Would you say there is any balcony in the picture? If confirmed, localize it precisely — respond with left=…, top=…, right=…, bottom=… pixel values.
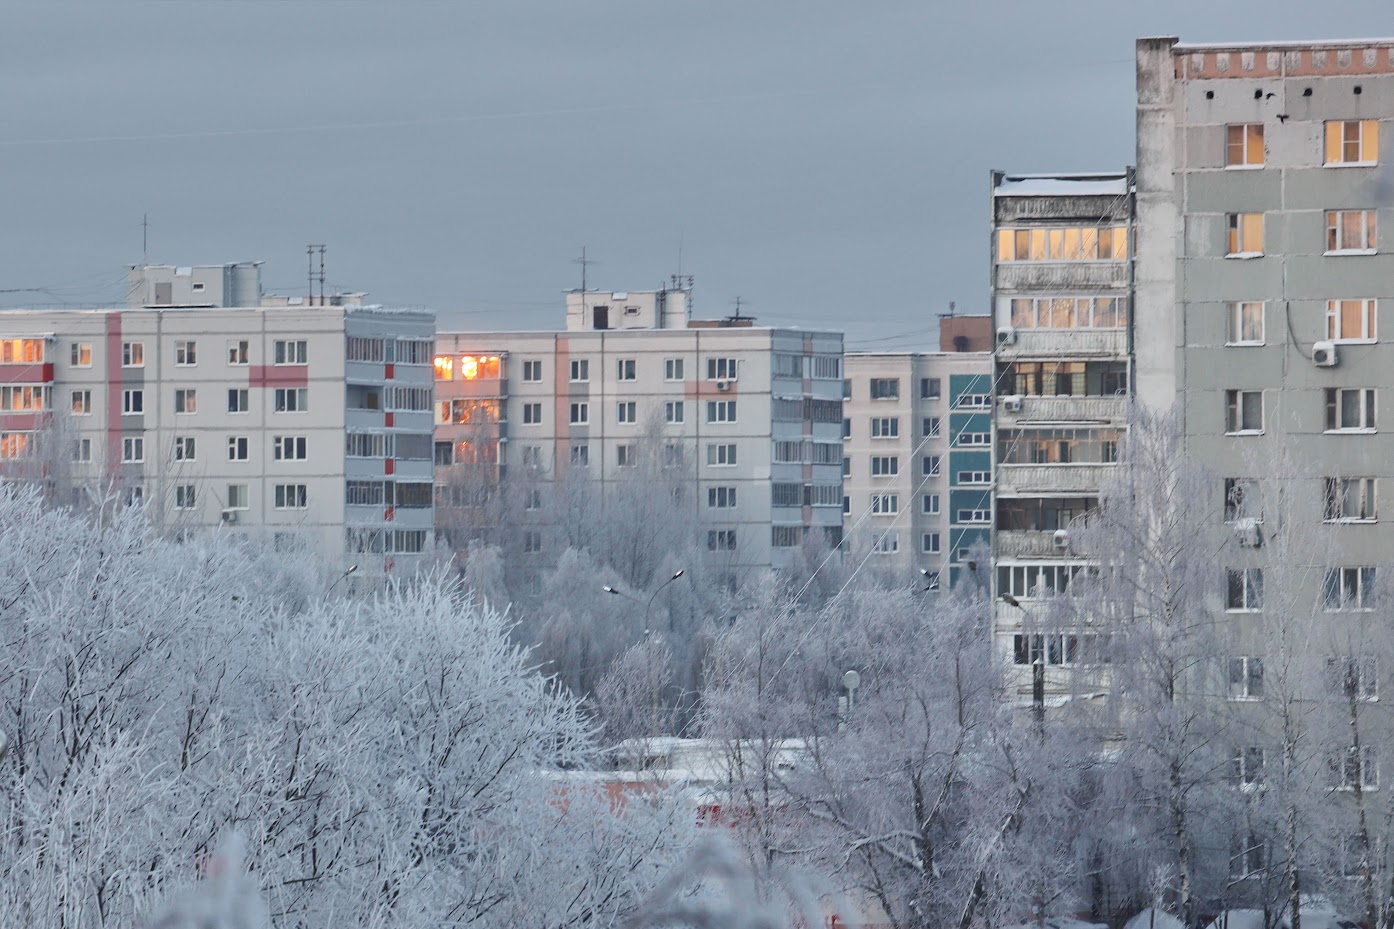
left=1003, top=395, right=1128, bottom=424
left=996, top=530, right=1069, bottom=559
left=998, top=329, right=1127, bottom=359
left=997, top=464, right=1114, bottom=496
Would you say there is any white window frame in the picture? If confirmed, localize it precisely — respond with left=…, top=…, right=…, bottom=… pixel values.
left=274, top=388, right=308, bottom=413
left=570, top=444, right=590, bottom=466
left=174, top=388, right=197, bottom=415
left=228, top=389, right=249, bottom=414
left=174, top=484, right=197, bottom=510
left=870, top=455, right=899, bottom=477
left=1225, top=390, right=1264, bottom=435
left=273, top=483, right=309, bottom=510
left=706, top=443, right=737, bottom=466
left=1324, top=566, right=1377, bottom=612
left=616, top=358, right=636, bottom=381
left=227, top=340, right=249, bottom=366
left=1226, top=212, right=1265, bottom=258
left=70, top=342, right=92, bottom=368
left=1326, top=299, right=1377, bottom=343
left=871, top=493, right=899, bottom=515
left=273, top=340, right=308, bottom=365
left=570, top=402, right=589, bottom=425
left=617, top=401, right=638, bottom=424
left=71, top=389, right=92, bottom=416
left=1226, top=567, right=1264, bottom=612
left=226, top=484, right=249, bottom=510
left=122, top=389, right=144, bottom=415
left=664, top=358, right=684, bottom=381
left=1325, top=119, right=1379, bottom=167
left=1325, top=477, right=1377, bottom=523
left=173, top=436, right=196, bottom=462
left=122, top=341, right=144, bottom=368
left=706, top=400, right=736, bottom=424
left=1225, top=123, right=1264, bottom=168
left=921, top=532, right=941, bottom=554
left=175, top=340, right=197, bottom=366
left=1326, top=210, right=1378, bottom=254
left=569, top=359, right=590, bottom=383
left=708, top=486, right=737, bottom=509
left=1327, top=656, right=1379, bottom=702
left=522, top=360, right=543, bottom=382
left=1227, top=301, right=1265, bottom=346
left=122, top=436, right=144, bottom=463
left=227, top=436, right=249, bottom=461
left=922, top=493, right=940, bottom=515
left=1326, top=388, right=1377, bottom=433
left=665, top=401, right=684, bottom=424
left=871, top=417, right=899, bottom=439
left=273, top=435, right=308, bottom=461
left=1228, top=656, right=1264, bottom=701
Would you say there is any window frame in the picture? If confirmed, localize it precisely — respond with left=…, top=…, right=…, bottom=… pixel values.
left=1226, top=301, right=1265, bottom=346
left=1225, top=123, right=1265, bottom=169
left=121, top=341, right=144, bottom=368
left=1325, top=387, right=1377, bottom=433
left=1324, top=566, right=1377, bottom=612
left=1325, top=477, right=1377, bottom=523
left=1228, top=656, right=1265, bottom=701
left=1224, top=389, right=1264, bottom=435
left=1325, top=119, right=1379, bottom=167
left=175, top=340, right=197, bottom=366
left=1326, top=210, right=1378, bottom=255
left=1225, top=567, right=1264, bottom=612
left=1226, top=212, right=1265, bottom=258
left=1326, top=299, right=1377, bottom=343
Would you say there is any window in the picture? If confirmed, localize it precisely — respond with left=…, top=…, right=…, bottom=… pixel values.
left=570, top=444, right=589, bottom=466
left=618, top=401, right=638, bottom=424
left=1327, top=656, right=1379, bottom=702
left=0, top=385, right=48, bottom=412
left=1230, top=836, right=1268, bottom=880
left=123, top=389, right=143, bottom=415
left=522, top=488, right=542, bottom=511
left=273, top=484, right=308, bottom=509
left=1327, top=210, right=1378, bottom=253
left=1226, top=123, right=1264, bottom=167
left=227, top=340, right=249, bottom=365
left=958, top=470, right=991, bottom=484
left=71, top=390, right=91, bottom=415
left=707, top=529, right=737, bottom=551
left=920, top=377, right=941, bottom=399
left=1224, top=478, right=1262, bottom=521
left=1230, top=747, right=1266, bottom=788
left=274, top=388, right=308, bottom=413
left=274, top=436, right=307, bottom=461
left=174, top=389, right=197, bottom=414
left=871, top=494, right=899, bottom=515
left=955, top=432, right=991, bottom=447
left=520, top=359, right=543, bottom=382
left=274, top=340, right=308, bottom=365
left=1325, top=119, right=1379, bottom=166
left=665, top=358, right=684, bottom=381
left=1225, top=390, right=1263, bottom=434
left=616, top=358, right=636, bottom=381
left=1327, top=299, right=1377, bottom=342
left=842, top=418, right=851, bottom=439
left=955, top=393, right=992, bottom=410
left=522, top=402, right=542, bottom=424
left=386, top=387, right=432, bottom=412
left=665, top=401, right=684, bottom=423
left=842, top=456, right=850, bottom=477
left=869, top=378, right=899, bottom=400
left=122, top=342, right=144, bottom=367
left=433, top=355, right=454, bottom=380
left=522, top=446, right=542, bottom=468
left=524, top=531, right=543, bottom=554
left=227, top=436, right=249, bottom=461
left=871, top=417, right=899, bottom=438
left=345, top=433, right=389, bottom=458
left=1227, top=302, right=1265, bottom=345
left=228, top=389, right=249, bottom=414
left=872, top=533, right=899, bottom=554
left=1009, top=296, right=1130, bottom=331
left=1326, top=388, right=1376, bottom=432
left=569, top=402, right=589, bottom=425
left=346, top=337, right=384, bottom=363
left=616, top=444, right=636, bottom=467
left=72, top=438, right=91, bottom=463
left=174, top=484, right=197, bottom=510
left=708, top=486, right=737, bottom=508
left=1000, top=429, right=1115, bottom=464
left=997, top=564, right=1093, bottom=599
left=707, top=443, right=737, bottom=466
left=175, top=340, right=197, bottom=366
left=1227, top=213, right=1265, bottom=256
left=122, top=436, right=144, bottom=463
left=957, top=508, right=991, bottom=524
left=226, top=484, right=249, bottom=509
left=173, top=436, right=196, bottom=461
left=922, top=417, right=941, bottom=438
left=706, top=400, right=736, bottom=423
left=706, top=357, right=737, bottom=380
left=996, top=225, right=1130, bottom=261
left=1226, top=568, right=1264, bottom=611
left=772, top=526, right=804, bottom=548
left=1330, top=746, right=1379, bottom=791
left=921, top=532, right=941, bottom=554
left=922, top=493, right=940, bottom=515
left=569, top=359, right=589, bottom=382
left=871, top=456, right=898, bottom=477
left=1228, top=657, right=1264, bottom=700
left=1324, top=567, right=1376, bottom=611
left=70, top=343, right=91, bottom=367
left=662, top=444, right=684, bottom=468
left=1325, top=477, right=1377, bottom=522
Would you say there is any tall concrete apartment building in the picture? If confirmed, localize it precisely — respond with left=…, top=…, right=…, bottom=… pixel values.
left=843, top=317, right=993, bottom=588
left=990, top=172, right=1135, bottom=687
left=0, top=263, right=436, bottom=579
left=432, top=288, right=845, bottom=577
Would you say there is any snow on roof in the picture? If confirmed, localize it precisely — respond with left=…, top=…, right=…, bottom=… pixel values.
left=1173, top=38, right=1394, bottom=51
left=995, top=174, right=1130, bottom=198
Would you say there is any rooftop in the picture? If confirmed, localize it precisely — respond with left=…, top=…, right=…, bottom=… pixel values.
left=994, top=173, right=1131, bottom=198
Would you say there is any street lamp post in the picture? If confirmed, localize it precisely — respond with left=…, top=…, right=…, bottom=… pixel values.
left=602, top=568, right=686, bottom=634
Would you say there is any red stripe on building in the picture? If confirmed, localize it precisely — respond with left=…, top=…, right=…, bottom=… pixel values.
left=0, top=363, right=54, bottom=384
left=249, top=365, right=309, bottom=388
left=0, top=413, right=45, bottom=431
left=385, top=412, right=394, bottom=428
left=384, top=363, right=394, bottom=380
left=385, top=459, right=394, bottom=475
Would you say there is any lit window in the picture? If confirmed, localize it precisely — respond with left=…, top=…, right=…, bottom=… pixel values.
left=1226, top=123, right=1264, bottom=167
left=1227, top=302, right=1264, bottom=345
left=122, top=342, right=144, bottom=367
left=174, top=389, right=197, bottom=414
left=1325, top=119, right=1379, bottom=166
left=70, top=342, right=92, bottom=367
left=0, top=433, right=29, bottom=459
left=71, top=390, right=92, bottom=415
left=995, top=225, right=1129, bottom=262
left=1326, top=210, right=1377, bottom=253
left=1326, top=299, right=1376, bottom=343
left=1227, top=213, right=1264, bottom=256
left=459, top=355, right=501, bottom=379
left=434, top=355, right=454, bottom=380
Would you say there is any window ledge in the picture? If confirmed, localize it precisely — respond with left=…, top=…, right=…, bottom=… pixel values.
left=1325, top=428, right=1377, bottom=435
left=1226, top=430, right=1265, bottom=437
left=1326, top=518, right=1378, bottom=525
left=1328, top=338, right=1377, bottom=345
left=1325, top=161, right=1378, bottom=169
left=1225, top=340, right=1266, bottom=347
left=1224, top=163, right=1265, bottom=170
left=1228, top=696, right=1264, bottom=702
left=1324, top=249, right=1377, bottom=257
left=1324, top=607, right=1375, bottom=613
left=1226, top=252, right=1265, bottom=260
left=1225, top=608, right=1263, bottom=614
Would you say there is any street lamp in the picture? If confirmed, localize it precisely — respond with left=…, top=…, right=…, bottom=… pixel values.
left=919, top=567, right=940, bottom=593
left=602, top=568, right=687, bottom=633
left=328, top=564, right=359, bottom=597
left=1000, top=594, right=1044, bottom=731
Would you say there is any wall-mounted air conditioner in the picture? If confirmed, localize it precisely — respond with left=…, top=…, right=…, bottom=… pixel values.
left=1001, top=394, right=1023, bottom=413
left=1052, top=529, right=1070, bottom=549
left=1312, top=341, right=1338, bottom=367
left=221, top=509, right=238, bottom=524
left=716, top=380, right=732, bottom=392
left=1234, top=517, right=1262, bottom=548
left=996, top=327, right=1017, bottom=346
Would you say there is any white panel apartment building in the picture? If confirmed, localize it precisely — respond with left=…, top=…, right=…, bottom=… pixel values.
left=433, top=288, right=845, bottom=576
left=0, top=263, right=436, bottom=579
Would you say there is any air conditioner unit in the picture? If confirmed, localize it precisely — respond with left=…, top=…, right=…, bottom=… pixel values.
left=716, top=380, right=732, bottom=392
left=1313, top=340, right=1338, bottom=367
left=1001, top=394, right=1023, bottom=413
left=1052, top=529, right=1070, bottom=549
left=221, top=509, right=238, bottom=524
left=996, top=327, right=1017, bottom=346
left=1234, top=517, right=1263, bottom=548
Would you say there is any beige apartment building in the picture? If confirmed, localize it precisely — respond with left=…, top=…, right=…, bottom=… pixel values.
left=432, top=288, right=845, bottom=580
left=0, top=263, right=436, bottom=580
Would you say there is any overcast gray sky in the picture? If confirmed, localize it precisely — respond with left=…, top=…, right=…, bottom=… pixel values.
left=4, top=1, right=1392, bottom=348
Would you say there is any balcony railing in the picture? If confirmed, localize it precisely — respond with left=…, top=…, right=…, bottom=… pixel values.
left=998, top=329, right=1127, bottom=358
left=1003, top=395, right=1128, bottom=423
left=997, top=464, right=1114, bottom=496
left=995, top=530, right=1070, bottom=559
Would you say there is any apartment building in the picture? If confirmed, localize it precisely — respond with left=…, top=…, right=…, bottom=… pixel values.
left=0, top=263, right=436, bottom=579
left=432, top=287, right=845, bottom=578
left=990, top=171, right=1135, bottom=689
left=843, top=318, right=992, bottom=588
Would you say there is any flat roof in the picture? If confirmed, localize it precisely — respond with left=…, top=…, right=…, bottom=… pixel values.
left=994, top=173, right=1130, bottom=198
left=1172, top=38, right=1394, bottom=51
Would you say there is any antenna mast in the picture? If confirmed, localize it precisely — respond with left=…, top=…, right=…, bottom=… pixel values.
left=573, top=246, right=596, bottom=293
left=141, top=214, right=149, bottom=265
left=307, top=244, right=326, bottom=305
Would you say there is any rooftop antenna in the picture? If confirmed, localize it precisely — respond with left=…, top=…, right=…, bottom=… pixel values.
left=573, top=246, right=597, bottom=293
left=936, top=300, right=959, bottom=319
left=729, top=296, right=749, bottom=322
left=307, top=245, right=326, bottom=305
left=141, top=213, right=149, bottom=265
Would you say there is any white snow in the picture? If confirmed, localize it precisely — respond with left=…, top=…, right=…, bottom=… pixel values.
left=995, top=175, right=1130, bottom=197
left=1125, top=909, right=1185, bottom=929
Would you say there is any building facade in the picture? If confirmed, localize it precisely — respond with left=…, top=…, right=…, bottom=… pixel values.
left=0, top=263, right=436, bottom=580
left=432, top=288, right=845, bottom=580
left=990, top=172, right=1136, bottom=690
left=843, top=322, right=992, bottom=588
